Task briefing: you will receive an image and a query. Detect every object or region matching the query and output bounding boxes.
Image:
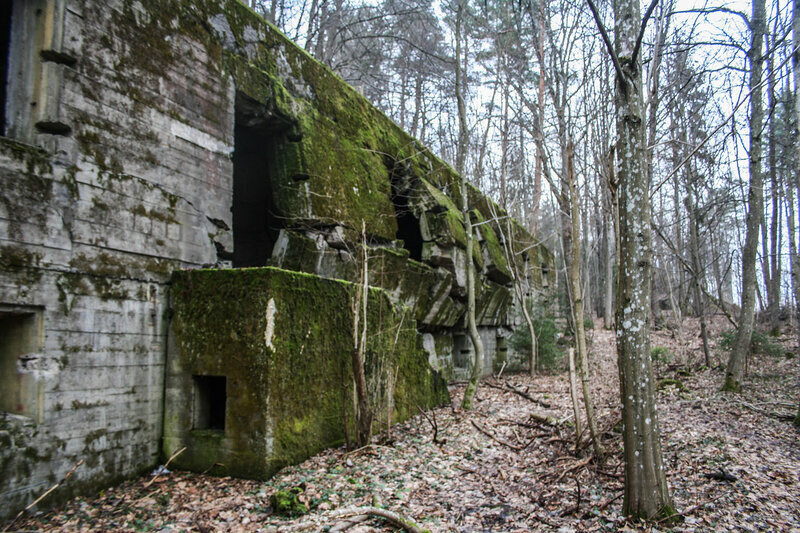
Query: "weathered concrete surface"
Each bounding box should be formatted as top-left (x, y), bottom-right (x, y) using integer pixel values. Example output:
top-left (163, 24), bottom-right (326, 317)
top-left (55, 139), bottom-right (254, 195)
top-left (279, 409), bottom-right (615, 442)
top-left (0, 0), bottom-right (553, 518)
top-left (164, 267), bottom-right (448, 479)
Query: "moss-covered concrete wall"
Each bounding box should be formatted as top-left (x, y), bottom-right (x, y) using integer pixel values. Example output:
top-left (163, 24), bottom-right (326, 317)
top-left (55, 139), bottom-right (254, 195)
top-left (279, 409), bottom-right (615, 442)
top-left (0, 0), bottom-right (549, 518)
top-left (165, 267), bottom-right (447, 478)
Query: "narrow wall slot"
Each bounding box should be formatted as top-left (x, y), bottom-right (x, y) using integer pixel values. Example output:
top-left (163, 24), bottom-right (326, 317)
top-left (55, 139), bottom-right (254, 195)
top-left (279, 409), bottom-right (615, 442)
top-left (0, 2), bottom-right (13, 134)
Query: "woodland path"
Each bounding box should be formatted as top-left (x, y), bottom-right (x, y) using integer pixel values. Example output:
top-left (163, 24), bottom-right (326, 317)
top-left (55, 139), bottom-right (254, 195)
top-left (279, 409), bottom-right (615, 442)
top-left (12, 318), bottom-right (800, 532)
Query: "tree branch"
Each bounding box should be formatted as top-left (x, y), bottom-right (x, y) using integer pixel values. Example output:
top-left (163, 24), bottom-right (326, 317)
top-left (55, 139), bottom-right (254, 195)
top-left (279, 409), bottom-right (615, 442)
top-left (667, 7), bottom-right (750, 28)
top-left (631, 0), bottom-right (661, 64)
top-left (651, 38), bottom-right (797, 198)
top-left (585, 0), bottom-right (626, 82)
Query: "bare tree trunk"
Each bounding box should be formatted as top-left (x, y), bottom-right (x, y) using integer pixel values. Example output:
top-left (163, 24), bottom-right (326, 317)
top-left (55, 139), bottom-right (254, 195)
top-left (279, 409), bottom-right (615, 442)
top-left (567, 143), bottom-right (604, 460)
top-left (792, 0), bottom-right (800, 426)
top-left (503, 219), bottom-right (538, 375)
top-left (351, 221), bottom-right (373, 447)
top-left (686, 181), bottom-right (711, 366)
top-left (460, 198), bottom-right (484, 410)
top-left (454, 1), bottom-right (484, 410)
top-left (411, 70), bottom-right (422, 138)
top-left (568, 347), bottom-right (583, 450)
top-left (454, 1), bottom-right (469, 177)
top-left (724, 0), bottom-right (766, 393)
top-left (588, 0), bottom-right (674, 518)
top-left (604, 147), bottom-right (616, 330)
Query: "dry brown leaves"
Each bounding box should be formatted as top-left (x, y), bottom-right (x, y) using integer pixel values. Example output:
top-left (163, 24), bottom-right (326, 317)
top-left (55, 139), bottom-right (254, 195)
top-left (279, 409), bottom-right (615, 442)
top-left (12, 316), bottom-right (800, 532)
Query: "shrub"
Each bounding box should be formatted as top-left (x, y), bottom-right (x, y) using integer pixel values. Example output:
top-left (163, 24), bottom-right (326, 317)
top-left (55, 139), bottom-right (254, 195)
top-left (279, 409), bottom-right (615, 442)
top-left (718, 328), bottom-right (784, 358)
top-left (583, 316), bottom-right (595, 330)
top-left (510, 315), bottom-right (564, 371)
top-left (651, 346), bottom-right (672, 364)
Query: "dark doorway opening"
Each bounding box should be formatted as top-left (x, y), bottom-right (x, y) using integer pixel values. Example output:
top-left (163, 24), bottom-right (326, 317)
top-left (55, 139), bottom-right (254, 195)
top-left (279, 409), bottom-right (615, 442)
top-left (192, 375), bottom-right (226, 431)
top-left (388, 165), bottom-right (423, 261)
top-left (0, 2), bottom-right (13, 135)
top-left (453, 334), bottom-right (471, 369)
top-left (233, 93), bottom-right (287, 267)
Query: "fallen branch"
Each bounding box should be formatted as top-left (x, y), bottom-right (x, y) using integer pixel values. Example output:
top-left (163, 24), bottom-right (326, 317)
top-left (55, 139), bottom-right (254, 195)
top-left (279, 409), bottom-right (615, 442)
top-left (499, 417), bottom-right (554, 433)
top-left (494, 361), bottom-right (507, 379)
top-left (554, 455), bottom-right (593, 483)
top-left (342, 443), bottom-right (393, 457)
top-left (485, 379), bottom-right (552, 408)
top-left (730, 398), bottom-right (796, 421)
top-left (145, 447), bottom-right (186, 488)
top-left (471, 420), bottom-right (527, 451)
top-left (3, 459), bottom-right (84, 532)
top-left (596, 492), bottom-right (623, 511)
top-left (296, 507), bottom-right (428, 533)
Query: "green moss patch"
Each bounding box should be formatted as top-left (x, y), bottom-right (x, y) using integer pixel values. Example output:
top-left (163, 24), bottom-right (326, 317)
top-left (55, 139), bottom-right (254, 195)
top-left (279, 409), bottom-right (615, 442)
top-left (165, 267), bottom-right (448, 479)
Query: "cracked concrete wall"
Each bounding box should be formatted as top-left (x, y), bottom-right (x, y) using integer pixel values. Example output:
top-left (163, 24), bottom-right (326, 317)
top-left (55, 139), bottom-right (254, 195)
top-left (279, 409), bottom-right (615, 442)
top-left (0, 0), bottom-right (236, 517)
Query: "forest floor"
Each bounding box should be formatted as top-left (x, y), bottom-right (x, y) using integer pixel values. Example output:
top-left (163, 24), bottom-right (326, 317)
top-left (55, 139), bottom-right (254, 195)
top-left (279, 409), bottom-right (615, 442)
top-left (9, 316), bottom-right (800, 532)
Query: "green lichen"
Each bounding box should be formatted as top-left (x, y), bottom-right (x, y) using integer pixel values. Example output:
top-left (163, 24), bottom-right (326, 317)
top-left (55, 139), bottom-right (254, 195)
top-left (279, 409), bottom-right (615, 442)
top-left (0, 245), bottom-right (43, 286)
top-left (131, 203), bottom-right (178, 224)
top-left (62, 165), bottom-right (80, 200)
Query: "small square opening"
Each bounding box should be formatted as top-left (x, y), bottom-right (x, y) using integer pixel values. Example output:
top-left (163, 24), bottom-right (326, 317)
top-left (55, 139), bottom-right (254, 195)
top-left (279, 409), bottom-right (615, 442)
top-left (192, 375), bottom-right (226, 431)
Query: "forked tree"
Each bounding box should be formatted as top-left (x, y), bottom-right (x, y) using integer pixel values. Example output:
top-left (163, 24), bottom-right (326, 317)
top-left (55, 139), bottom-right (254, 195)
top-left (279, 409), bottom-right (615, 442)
top-left (587, 0), bottom-right (674, 519)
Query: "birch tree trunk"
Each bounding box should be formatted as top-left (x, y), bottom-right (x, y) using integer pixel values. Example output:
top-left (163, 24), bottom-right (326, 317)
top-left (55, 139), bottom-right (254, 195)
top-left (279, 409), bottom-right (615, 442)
top-left (724, 0), bottom-right (766, 393)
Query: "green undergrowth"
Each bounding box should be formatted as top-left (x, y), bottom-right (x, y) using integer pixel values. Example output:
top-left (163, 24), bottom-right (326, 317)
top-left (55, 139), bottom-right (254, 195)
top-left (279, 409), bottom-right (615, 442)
top-left (509, 315), bottom-right (563, 372)
top-left (717, 328), bottom-right (786, 358)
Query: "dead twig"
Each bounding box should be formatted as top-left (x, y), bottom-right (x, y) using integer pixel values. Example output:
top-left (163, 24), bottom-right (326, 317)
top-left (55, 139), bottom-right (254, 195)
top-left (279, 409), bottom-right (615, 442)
top-left (201, 462), bottom-right (223, 475)
top-left (498, 417), bottom-right (553, 432)
top-left (145, 447), bottom-right (186, 488)
top-left (3, 459), bottom-right (84, 532)
top-left (341, 443), bottom-right (392, 457)
top-left (417, 405), bottom-right (446, 445)
top-left (596, 492), bottom-right (623, 511)
top-left (560, 476), bottom-right (582, 517)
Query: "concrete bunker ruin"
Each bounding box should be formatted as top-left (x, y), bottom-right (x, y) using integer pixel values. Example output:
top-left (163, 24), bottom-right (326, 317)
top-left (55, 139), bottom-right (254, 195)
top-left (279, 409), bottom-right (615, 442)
top-left (0, 0), bottom-right (554, 518)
